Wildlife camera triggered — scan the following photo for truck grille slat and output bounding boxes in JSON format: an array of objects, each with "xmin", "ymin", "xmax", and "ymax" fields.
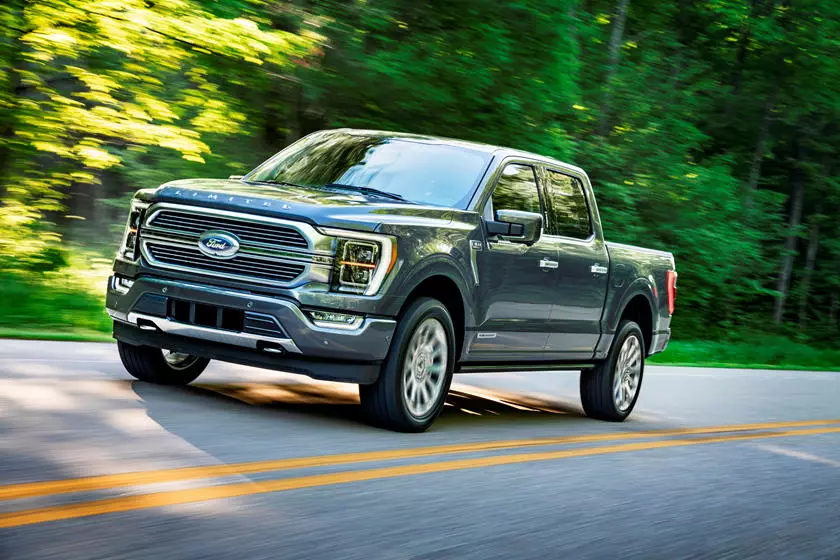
[
  {"xmin": 147, "ymin": 243, "xmax": 305, "ymax": 282},
  {"xmin": 151, "ymin": 246, "xmax": 306, "ymax": 274},
  {"xmin": 152, "ymin": 216, "xmax": 308, "ymax": 245},
  {"xmin": 149, "ymin": 211, "xmax": 309, "ymax": 248}
]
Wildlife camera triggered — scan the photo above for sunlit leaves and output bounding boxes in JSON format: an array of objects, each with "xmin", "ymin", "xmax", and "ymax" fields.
[{"xmin": 0, "ymin": 0, "xmax": 320, "ymax": 259}]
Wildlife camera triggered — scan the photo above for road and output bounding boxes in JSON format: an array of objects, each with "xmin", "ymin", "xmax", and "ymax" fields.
[{"xmin": 1, "ymin": 340, "xmax": 840, "ymax": 559}]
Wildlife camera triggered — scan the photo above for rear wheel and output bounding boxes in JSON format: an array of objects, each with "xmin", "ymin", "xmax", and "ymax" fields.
[
  {"xmin": 580, "ymin": 320, "xmax": 644, "ymax": 421},
  {"xmin": 359, "ymin": 298, "xmax": 455, "ymax": 432},
  {"xmin": 117, "ymin": 341, "xmax": 209, "ymax": 385}
]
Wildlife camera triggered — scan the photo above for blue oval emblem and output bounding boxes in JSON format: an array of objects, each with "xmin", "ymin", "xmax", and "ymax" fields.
[{"xmin": 198, "ymin": 231, "xmax": 240, "ymax": 259}]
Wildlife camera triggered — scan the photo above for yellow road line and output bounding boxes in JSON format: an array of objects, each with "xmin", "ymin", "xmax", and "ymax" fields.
[
  {"xmin": 3, "ymin": 418, "xmax": 840, "ymax": 502},
  {"xmin": 3, "ymin": 425, "xmax": 840, "ymax": 529}
]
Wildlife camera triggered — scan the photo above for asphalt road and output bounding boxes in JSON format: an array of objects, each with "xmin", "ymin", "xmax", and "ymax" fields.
[{"xmin": 2, "ymin": 340, "xmax": 840, "ymax": 559}]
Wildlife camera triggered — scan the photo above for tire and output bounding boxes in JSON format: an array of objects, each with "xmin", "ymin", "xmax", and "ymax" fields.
[
  {"xmin": 117, "ymin": 341, "xmax": 209, "ymax": 386},
  {"xmin": 359, "ymin": 298, "xmax": 455, "ymax": 432},
  {"xmin": 580, "ymin": 320, "xmax": 645, "ymax": 422}
]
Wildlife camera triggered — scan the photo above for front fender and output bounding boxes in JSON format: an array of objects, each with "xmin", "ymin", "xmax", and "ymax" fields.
[{"xmin": 387, "ymin": 254, "xmax": 477, "ymax": 328}]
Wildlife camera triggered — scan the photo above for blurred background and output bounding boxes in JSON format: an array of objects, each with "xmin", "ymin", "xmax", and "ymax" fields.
[{"xmin": 1, "ymin": 0, "xmax": 839, "ymax": 368}]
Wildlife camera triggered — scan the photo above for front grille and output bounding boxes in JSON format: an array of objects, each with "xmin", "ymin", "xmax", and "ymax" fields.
[
  {"xmin": 138, "ymin": 204, "xmax": 332, "ymax": 287},
  {"xmin": 149, "ymin": 209, "xmax": 308, "ymax": 249},
  {"xmin": 146, "ymin": 242, "xmax": 306, "ymax": 284}
]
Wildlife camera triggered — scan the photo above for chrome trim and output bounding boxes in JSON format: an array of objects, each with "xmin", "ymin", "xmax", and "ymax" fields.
[
  {"xmin": 539, "ymin": 258, "xmax": 559, "ymax": 270},
  {"xmin": 139, "ymin": 203, "xmax": 335, "ymax": 288},
  {"xmin": 469, "ymin": 241, "xmax": 480, "ymax": 286},
  {"xmin": 106, "ymin": 307, "xmax": 128, "ymax": 322},
  {"xmin": 145, "ymin": 203, "xmax": 333, "ymax": 253},
  {"xmin": 125, "ymin": 312, "xmax": 303, "ymax": 354}
]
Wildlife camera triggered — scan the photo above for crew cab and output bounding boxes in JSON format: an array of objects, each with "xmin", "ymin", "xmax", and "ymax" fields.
[{"xmin": 106, "ymin": 129, "xmax": 676, "ymax": 432}]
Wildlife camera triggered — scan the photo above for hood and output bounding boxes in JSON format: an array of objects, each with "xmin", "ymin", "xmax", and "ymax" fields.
[{"xmin": 135, "ymin": 178, "xmax": 471, "ymax": 232}]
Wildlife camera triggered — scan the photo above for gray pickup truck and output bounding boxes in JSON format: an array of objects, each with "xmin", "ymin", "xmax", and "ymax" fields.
[{"xmin": 107, "ymin": 129, "xmax": 676, "ymax": 431}]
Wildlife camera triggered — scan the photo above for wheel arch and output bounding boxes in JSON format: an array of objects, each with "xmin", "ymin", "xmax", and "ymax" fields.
[
  {"xmin": 395, "ymin": 259, "xmax": 473, "ymax": 361},
  {"xmin": 615, "ymin": 291, "xmax": 655, "ymax": 356}
]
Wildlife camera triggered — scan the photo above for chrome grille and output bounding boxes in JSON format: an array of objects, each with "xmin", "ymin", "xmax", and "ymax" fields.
[
  {"xmin": 146, "ymin": 243, "xmax": 306, "ymax": 283},
  {"xmin": 139, "ymin": 203, "xmax": 333, "ymax": 287},
  {"xmin": 149, "ymin": 209, "xmax": 309, "ymax": 249}
]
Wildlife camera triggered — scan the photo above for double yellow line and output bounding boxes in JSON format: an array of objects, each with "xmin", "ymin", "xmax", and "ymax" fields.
[{"xmin": 3, "ymin": 418, "xmax": 840, "ymax": 529}]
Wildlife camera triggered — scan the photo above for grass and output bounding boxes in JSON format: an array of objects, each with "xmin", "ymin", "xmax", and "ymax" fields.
[
  {"xmin": 0, "ymin": 254, "xmax": 113, "ymax": 338},
  {"xmin": 648, "ymin": 339, "xmax": 840, "ymax": 371},
  {"xmin": 1, "ymin": 260, "xmax": 838, "ymax": 371}
]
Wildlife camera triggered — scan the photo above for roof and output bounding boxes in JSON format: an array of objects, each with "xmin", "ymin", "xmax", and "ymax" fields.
[{"xmin": 334, "ymin": 128, "xmax": 586, "ymax": 176}]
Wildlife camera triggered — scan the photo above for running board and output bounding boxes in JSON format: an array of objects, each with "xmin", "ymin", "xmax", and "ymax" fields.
[{"xmin": 456, "ymin": 362, "xmax": 596, "ymax": 373}]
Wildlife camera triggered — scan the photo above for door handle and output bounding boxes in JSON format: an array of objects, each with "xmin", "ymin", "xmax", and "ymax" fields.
[{"xmin": 539, "ymin": 258, "xmax": 559, "ymax": 270}]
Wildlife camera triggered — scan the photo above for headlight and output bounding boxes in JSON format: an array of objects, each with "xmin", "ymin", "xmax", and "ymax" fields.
[
  {"xmin": 321, "ymin": 229, "xmax": 397, "ymax": 296},
  {"xmin": 118, "ymin": 199, "xmax": 149, "ymax": 261}
]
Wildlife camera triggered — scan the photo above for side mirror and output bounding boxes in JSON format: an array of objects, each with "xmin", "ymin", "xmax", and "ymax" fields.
[
  {"xmin": 487, "ymin": 209, "xmax": 543, "ymax": 245},
  {"xmin": 228, "ymin": 175, "xmax": 244, "ymax": 181}
]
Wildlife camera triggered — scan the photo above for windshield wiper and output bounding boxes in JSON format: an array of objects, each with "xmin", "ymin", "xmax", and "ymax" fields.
[
  {"xmin": 324, "ymin": 183, "xmax": 409, "ymax": 202},
  {"xmin": 249, "ymin": 179, "xmax": 309, "ymax": 189}
]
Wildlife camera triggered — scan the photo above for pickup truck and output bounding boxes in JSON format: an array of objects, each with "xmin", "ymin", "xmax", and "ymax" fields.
[{"xmin": 106, "ymin": 129, "xmax": 676, "ymax": 432}]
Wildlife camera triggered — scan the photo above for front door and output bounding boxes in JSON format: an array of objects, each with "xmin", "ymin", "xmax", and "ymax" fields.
[{"xmin": 470, "ymin": 162, "xmax": 559, "ymax": 359}]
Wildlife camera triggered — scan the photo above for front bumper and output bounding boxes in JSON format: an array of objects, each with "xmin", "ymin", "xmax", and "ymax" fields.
[{"xmin": 106, "ymin": 275, "xmax": 396, "ymax": 383}]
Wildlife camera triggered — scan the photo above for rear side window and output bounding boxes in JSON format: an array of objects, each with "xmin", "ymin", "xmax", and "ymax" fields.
[
  {"xmin": 490, "ymin": 164, "xmax": 541, "ymax": 218},
  {"xmin": 544, "ymin": 170, "xmax": 591, "ymax": 239}
]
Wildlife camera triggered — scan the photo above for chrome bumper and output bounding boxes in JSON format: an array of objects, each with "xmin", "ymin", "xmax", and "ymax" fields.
[
  {"xmin": 120, "ymin": 311, "xmax": 302, "ymax": 354},
  {"xmin": 106, "ymin": 276, "xmax": 397, "ymax": 362}
]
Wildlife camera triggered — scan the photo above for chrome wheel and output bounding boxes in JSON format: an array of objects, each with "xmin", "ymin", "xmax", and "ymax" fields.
[
  {"xmin": 163, "ymin": 350, "xmax": 200, "ymax": 371},
  {"xmin": 402, "ymin": 317, "xmax": 448, "ymax": 418},
  {"xmin": 613, "ymin": 335, "xmax": 642, "ymax": 412}
]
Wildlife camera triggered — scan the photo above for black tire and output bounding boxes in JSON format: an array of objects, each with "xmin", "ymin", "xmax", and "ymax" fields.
[
  {"xmin": 580, "ymin": 320, "xmax": 645, "ymax": 422},
  {"xmin": 359, "ymin": 298, "xmax": 456, "ymax": 432},
  {"xmin": 117, "ymin": 341, "xmax": 209, "ymax": 385}
]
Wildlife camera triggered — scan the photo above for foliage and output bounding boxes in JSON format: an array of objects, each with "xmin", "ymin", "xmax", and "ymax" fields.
[
  {"xmin": 0, "ymin": 253, "xmax": 112, "ymax": 334},
  {"xmin": 2, "ymin": 0, "xmax": 840, "ymax": 354},
  {"xmin": 648, "ymin": 338, "xmax": 840, "ymax": 371}
]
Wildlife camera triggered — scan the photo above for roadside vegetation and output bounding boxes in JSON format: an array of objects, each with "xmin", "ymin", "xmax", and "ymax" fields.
[{"xmin": 2, "ymin": 1, "xmax": 840, "ymax": 370}]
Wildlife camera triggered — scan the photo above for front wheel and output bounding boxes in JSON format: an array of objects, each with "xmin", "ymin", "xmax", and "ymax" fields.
[
  {"xmin": 359, "ymin": 298, "xmax": 455, "ymax": 432},
  {"xmin": 118, "ymin": 341, "xmax": 209, "ymax": 385},
  {"xmin": 580, "ymin": 320, "xmax": 645, "ymax": 421}
]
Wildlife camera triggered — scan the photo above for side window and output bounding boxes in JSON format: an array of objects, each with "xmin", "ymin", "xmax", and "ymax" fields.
[
  {"xmin": 490, "ymin": 164, "xmax": 541, "ymax": 218},
  {"xmin": 544, "ymin": 170, "xmax": 591, "ymax": 239}
]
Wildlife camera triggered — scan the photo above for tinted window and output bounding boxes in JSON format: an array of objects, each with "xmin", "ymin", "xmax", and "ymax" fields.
[
  {"xmin": 544, "ymin": 170, "xmax": 591, "ymax": 239},
  {"xmin": 490, "ymin": 164, "xmax": 541, "ymax": 218},
  {"xmin": 245, "ymin": 131, "xmax": 491, "ymax": 208}
]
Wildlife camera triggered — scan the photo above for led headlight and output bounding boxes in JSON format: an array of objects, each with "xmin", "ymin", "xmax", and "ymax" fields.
[
  {"xmin": 321, "ymin": 229, "xmax": 397, "ymax": 296},
  {"xmin": 119, "ymin": 199, "xmax": 149, "ymax": 261}
]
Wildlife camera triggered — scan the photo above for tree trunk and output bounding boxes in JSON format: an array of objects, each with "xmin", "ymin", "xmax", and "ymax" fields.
[
  {"xmin": 797, "ymin": 209, "xmax": 821, "ymax": 328},
  {"xmin": 773, "ymin": 163, "xmax": 805, "ymax": 325},
  {"xmin": 744, "ymin": 90, "xmax": 777, "ymax": 207},
  {"xmin": 597, "ymin": 0, "xmax": 630, "ymax": 135}
]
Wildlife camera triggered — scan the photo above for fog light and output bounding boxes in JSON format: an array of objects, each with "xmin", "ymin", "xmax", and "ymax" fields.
[
  {"xmin": 111, "ymin": 276, "xmax": 135, "ymax": 295},
  {"xmin": 306, "ymin": 310, "xmax": 364, "ymax": 330}
]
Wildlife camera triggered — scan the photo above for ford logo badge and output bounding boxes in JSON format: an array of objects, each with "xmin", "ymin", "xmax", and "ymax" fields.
[{"xmin": 197, "ymin": 231, "xmax": 240, "ymax": 259}]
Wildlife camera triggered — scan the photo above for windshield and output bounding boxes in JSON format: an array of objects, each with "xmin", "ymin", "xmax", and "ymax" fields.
[{"xmin": 244, "ymin": 131, "xmax": 492, "ymax": 208}]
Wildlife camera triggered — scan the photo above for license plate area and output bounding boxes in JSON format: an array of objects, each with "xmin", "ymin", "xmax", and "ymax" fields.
[{"xmin": 168, "ymin": 299, "xmax": 245, "ymax": 332}]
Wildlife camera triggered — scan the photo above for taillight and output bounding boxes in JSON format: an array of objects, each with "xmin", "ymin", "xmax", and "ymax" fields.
[{"xmin": 667, "ymin": 270, "xmax": 677, "ymax": 315}]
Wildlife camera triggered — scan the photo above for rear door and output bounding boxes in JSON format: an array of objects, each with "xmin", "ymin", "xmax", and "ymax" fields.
[
  {"xmin": 470, "ymin": 162, "xmax": 559, "ymax": 358},
  {"xmin": 540, "ymin": 167, "xmax": 609, "ymax": 360}
]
